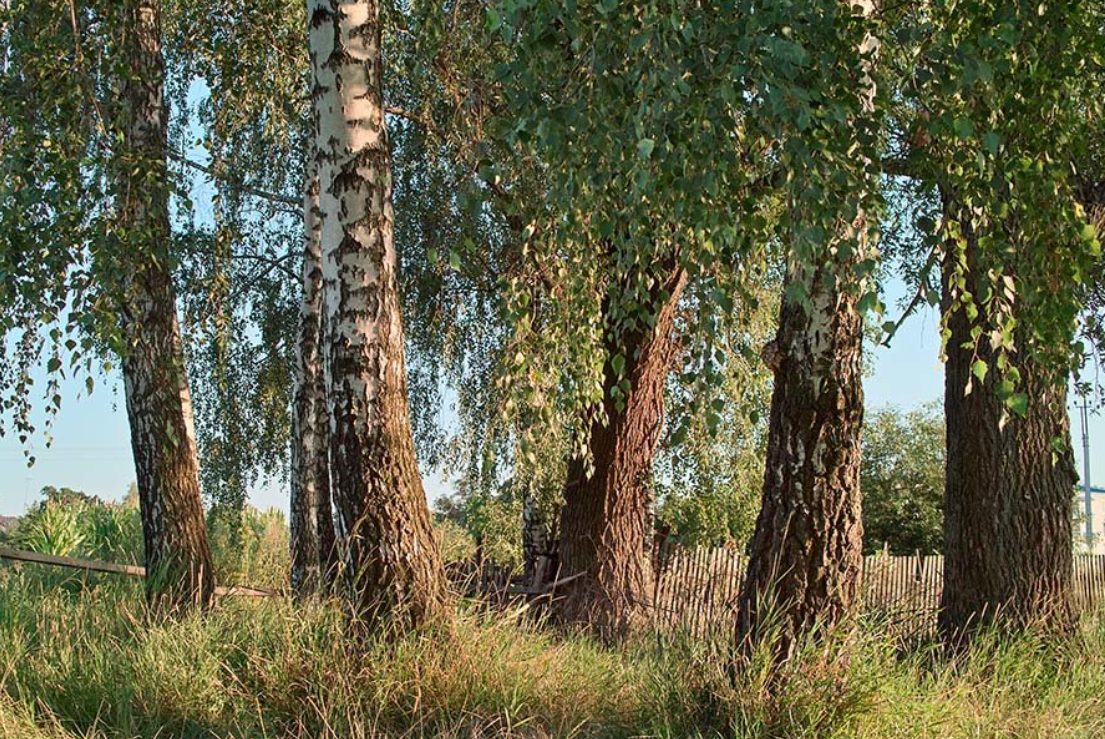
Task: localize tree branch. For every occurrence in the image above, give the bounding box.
[169,152,299,207]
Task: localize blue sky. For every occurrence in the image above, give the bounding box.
[2,281,1101,517]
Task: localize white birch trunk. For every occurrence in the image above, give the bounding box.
[290,163,337,595]
[521,487,551,580]
[735,0,878,661]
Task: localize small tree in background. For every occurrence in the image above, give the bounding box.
[861,403,945,554]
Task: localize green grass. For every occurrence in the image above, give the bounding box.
[4,566,1105,738]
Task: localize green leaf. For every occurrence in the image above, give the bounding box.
[611,353,626,376]
[1008,392,1028,416]
[857,291,879,314]
[971,359,988,382]
[47,357,61,373]
[983,131,1000,154]
[637,138,655,160]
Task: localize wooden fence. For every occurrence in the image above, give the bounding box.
[10,541,1105,640]
[0,545,280,597]
[648,543,1105,639]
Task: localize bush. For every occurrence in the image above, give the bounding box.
[11,487,142,564]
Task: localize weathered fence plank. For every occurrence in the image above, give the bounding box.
[0,545,279,597]
[649,544,1105,640]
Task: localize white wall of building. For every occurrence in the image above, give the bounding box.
[1078,487,1105,554]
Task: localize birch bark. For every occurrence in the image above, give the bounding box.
[307,0,447,626]
[291,165,337,595]
[734,0,878,661]
[117,0,215,611]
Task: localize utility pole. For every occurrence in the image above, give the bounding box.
[1080,398,1093,550]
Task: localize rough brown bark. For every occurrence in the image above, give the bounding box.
[734,0,875,664]
[290,167,338,595]
[554,269,687,640]
[308,0,447,627]
[117,0,215,611]
[734,263,866,662]
[938,217,1077,639]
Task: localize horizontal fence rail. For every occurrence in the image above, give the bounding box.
[0,545,281,598]
[9,541,1105,640]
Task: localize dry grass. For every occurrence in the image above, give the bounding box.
[4,565,1105,738]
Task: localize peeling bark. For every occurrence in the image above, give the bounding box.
[291,165,338,595]
[117,0,214,611]
[555,269,687,640]
[308,0,447,627]
[938,210,1077,639]
[734,0,877,664]
[734,258,866,661]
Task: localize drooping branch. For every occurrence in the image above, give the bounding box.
[168,151,299,206]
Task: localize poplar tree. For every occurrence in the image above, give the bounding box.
[888,0,1103,638]
[492,0,781,637]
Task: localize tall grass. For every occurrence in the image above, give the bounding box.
[5,498,1105,737]
[4,493,291,592]
[3,565,1105,738]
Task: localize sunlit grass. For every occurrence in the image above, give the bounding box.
[4,566,1105,738]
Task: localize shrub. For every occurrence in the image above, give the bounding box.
[11,488,142,563]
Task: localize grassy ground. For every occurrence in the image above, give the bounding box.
[3,567,1105,738]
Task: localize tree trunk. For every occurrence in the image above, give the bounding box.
[938,216,1077,639]
[290,166,338,595]
[117,0,215,611]
[733,263,866,661]
[554,269,686,640]
[734,0,876,664]
[308,0,447,627]
[521,486,554,582]
[314,344,338,576]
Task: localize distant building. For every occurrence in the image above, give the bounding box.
[1080,486,1105,554]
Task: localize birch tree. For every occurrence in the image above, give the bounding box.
[116,0,216,609]
[290,166,338,594]
[734,0,881,662]
[307,0,447,626]
[0,0,215,609]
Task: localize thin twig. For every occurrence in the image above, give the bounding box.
[169,151,299,206]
